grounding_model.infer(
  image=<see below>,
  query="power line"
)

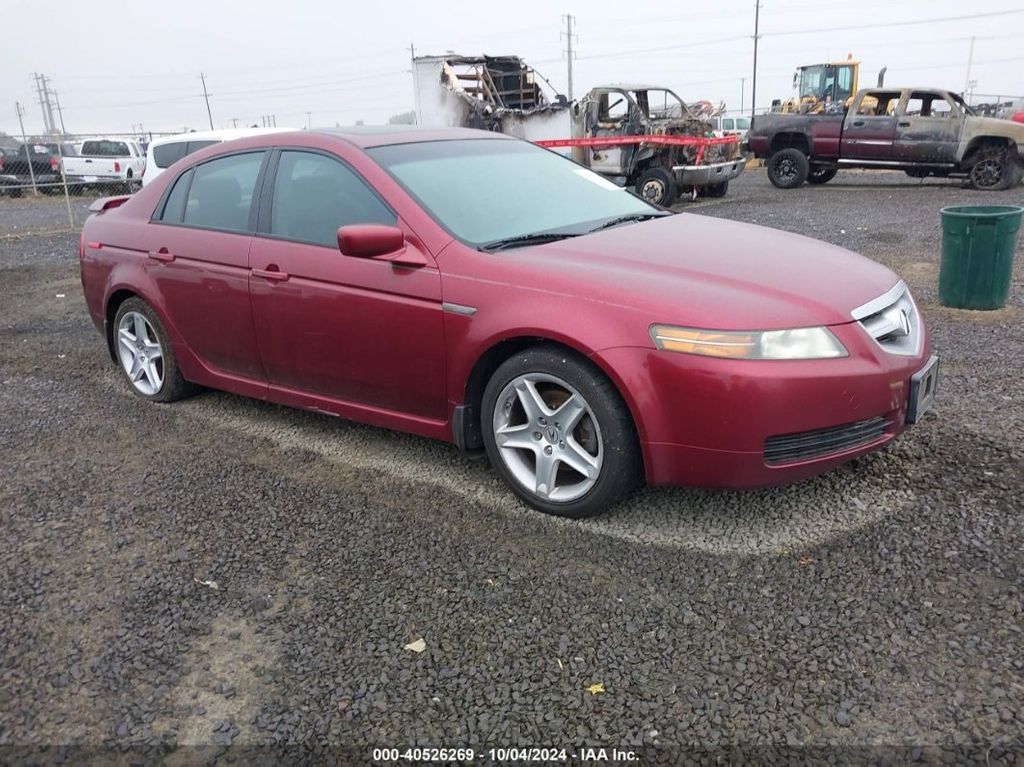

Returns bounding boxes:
[761,8,1024,36]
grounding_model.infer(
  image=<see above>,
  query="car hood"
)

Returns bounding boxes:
[509,213,901,330]
[964,115,1024,142]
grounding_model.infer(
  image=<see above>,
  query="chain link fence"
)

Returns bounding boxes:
[0,128,180,237]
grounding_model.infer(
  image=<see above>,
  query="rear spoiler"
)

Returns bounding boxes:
[88,195,131,213]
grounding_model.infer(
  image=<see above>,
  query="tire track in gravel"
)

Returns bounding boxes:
[176,391,925,557]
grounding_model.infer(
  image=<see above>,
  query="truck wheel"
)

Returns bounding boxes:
[702,181,729,198]
[807,167,838,185]
[767,148,809,189]
[635,168,677,207]
[969,147,1018,191]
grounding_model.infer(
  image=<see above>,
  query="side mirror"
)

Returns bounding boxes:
[337,224,404,258]
[336,224,427,267]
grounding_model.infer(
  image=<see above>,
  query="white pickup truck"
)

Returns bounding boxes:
[62,139,146,190]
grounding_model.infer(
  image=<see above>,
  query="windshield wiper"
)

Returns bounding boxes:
[478,231,582,252]
[589,212,670,232]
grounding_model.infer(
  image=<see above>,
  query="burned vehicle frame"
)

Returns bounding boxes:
[412,55,744,206]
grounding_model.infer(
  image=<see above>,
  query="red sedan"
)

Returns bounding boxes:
[79,128,938,518]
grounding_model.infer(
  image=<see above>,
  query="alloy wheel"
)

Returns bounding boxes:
[116,311,164,396]
[776,157,797,182]
[491,373,603,503]
[971,157,1003,189]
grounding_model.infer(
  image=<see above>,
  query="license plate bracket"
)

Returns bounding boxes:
[906,354,939,424]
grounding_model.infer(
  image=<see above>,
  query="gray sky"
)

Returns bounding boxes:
[3,0,1022,137]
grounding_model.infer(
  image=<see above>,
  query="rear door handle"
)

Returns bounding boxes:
[252,267,289,282]
[898,121,911,127]
[851,120,865,127]
[148,248,175,263]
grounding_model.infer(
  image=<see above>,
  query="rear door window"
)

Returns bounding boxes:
[268,150,395,247]
[183,152,265,233]
[153,141,188,169]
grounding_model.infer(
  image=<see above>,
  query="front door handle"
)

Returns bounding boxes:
[253,266,289,282]
[898,121,911,127]
[148,248,175,263]
[851,120,865,127]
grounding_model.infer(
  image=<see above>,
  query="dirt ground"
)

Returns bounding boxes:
[1,169,1022,762]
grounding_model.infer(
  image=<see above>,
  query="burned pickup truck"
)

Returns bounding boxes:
[413,55,744,205]
[750,86,1024,191]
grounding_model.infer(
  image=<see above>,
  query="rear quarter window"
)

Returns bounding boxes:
[158,168,193,223]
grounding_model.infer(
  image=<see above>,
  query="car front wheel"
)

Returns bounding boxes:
[635,168,677,207]
[969,147,1022,191]
[482,346,642,518]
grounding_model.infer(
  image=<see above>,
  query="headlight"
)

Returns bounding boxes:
[650,325,847,360]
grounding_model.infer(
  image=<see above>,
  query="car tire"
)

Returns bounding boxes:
[702,181,729,198]
[767,147,809,189]
[806,167,838,185]
[112,297,195,403]
[635,167,677,207]
[481,345,642,518]
[969,147,1019,191]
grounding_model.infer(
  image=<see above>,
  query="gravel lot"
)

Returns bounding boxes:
[1,170,1022,762]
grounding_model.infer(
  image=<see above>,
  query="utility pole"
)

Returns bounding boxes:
[199,72,214,130]
[750,0,761,122]
[15,102,38,194]
[740,77,746,113]
[33,74,53,135]
[964,36,976,97]
[53,90,66,134]
[40,75,58,134]
[562,14,576,101]
[306,111,312,129]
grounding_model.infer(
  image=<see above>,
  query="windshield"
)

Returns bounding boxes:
[798,64,855,104]
[368,139,657,247]
[950,93,975,116]
[635,88,688,119]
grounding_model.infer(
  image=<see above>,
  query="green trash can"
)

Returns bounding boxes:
[939,205,1023,310]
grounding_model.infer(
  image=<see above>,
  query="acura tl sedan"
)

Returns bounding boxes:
[79,127,938,518]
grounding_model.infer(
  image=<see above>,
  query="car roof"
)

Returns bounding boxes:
[147,127,294,147]
[309,126,514,148]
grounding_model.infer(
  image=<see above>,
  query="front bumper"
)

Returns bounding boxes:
[593,321,933,489]
[671,157,746,186]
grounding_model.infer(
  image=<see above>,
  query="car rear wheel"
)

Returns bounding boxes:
[767,148,809,189]
[113,298,194,402]
[482,346,642,518]
[635,167,677,207]
[807,167,838,185]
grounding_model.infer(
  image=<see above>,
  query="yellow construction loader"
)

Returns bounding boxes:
[777,56,870,114]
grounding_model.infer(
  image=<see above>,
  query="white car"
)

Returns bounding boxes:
[710,115,751,142]
[62,138,146,189]
[141,127,293,186]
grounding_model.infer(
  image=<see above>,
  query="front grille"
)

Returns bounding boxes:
[764,416,888,465]
[852,281,921,356]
